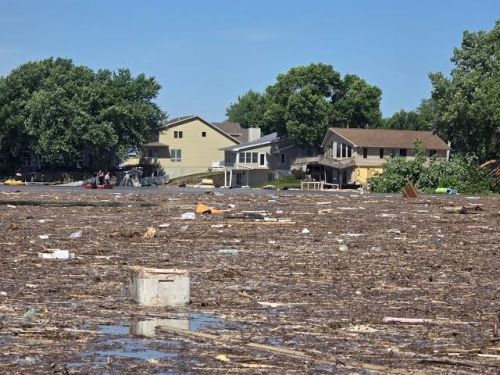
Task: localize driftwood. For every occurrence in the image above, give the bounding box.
[0,199,158,207]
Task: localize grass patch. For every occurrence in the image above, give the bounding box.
[257,175,302,189]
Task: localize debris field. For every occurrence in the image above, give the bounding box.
[0,189,499,374]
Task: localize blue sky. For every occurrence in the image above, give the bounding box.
[1,0,498,121]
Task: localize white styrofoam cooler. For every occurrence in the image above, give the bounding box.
[129,267,190,307]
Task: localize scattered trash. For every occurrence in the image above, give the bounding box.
[261,185,277,190]
[301,228,310,234]
[402,182,419,198]
[196,203,221,214]
[355,290,362,295]
[345,324,377,333]
[341,233,363,237]
[215,354,230,362]
[8,223,19,230]
[69,230,83,239]
[158,223,170,228]
[39,234,49,240]
[387,229,401,235]
[383,317,436,324]
[181,212,196,220]
[180,225,189,232]
[38,249,75,260]
[142,227,157,239]
[338,245,349,252]
[370,246,383,252]
[218,248,238,255]
[0,291,7,296]
[379,213,397,218]
[7,204,16,209]
[211,224,224,228]
[435,187,459,195]
[23,307,37,320]
[432,235,444,248]
[443,205,484,214]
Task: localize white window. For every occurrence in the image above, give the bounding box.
[174,131,183,139]
[252,152,258,163]
[239,153,244,163]
[170,149,182,162]
[259,153,266,166]
[245,152,251,163]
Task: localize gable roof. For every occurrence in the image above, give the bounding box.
[221,132,279,152]
[324,128,450,150]
[212,122,249,143]
[160,115,241,144]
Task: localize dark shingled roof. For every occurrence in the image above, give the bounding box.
[328,128,450,150]
[212,122,248,143]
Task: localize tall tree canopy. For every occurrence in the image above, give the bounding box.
[382,99,435,130]
[429,20,500,161]
[225,90,267,130]
[0,58,165,172]
[226,63,382,148]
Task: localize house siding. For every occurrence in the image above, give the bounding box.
[323,131,448,185]
[225,138,306,187]
[157,119,238,179]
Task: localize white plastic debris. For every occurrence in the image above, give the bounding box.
[7,205,16,209]
[158,223,170,228]
[181,212,196,220]
[38,249,75,260]
[387,228,401,234]
[38,234,49,240]
[379,213,397,218]
[69,230,82,239]
[338,245,349,252]
[301,228,310,234]
[218,248,238,255]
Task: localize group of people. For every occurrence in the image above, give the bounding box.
[90,170,111,187]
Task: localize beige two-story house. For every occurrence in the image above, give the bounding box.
[139,116,261,179]
[294,127,450,186]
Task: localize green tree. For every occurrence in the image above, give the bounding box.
[227,63,382,148]
[429,20,500,161]
[331,74,382,128]
[225,90,267,130]
[285,85,332,148]
[0,58,165,172]
[264,63,341,138]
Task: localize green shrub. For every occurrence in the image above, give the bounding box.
[369,154,495,194]
[291,168,307,180]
